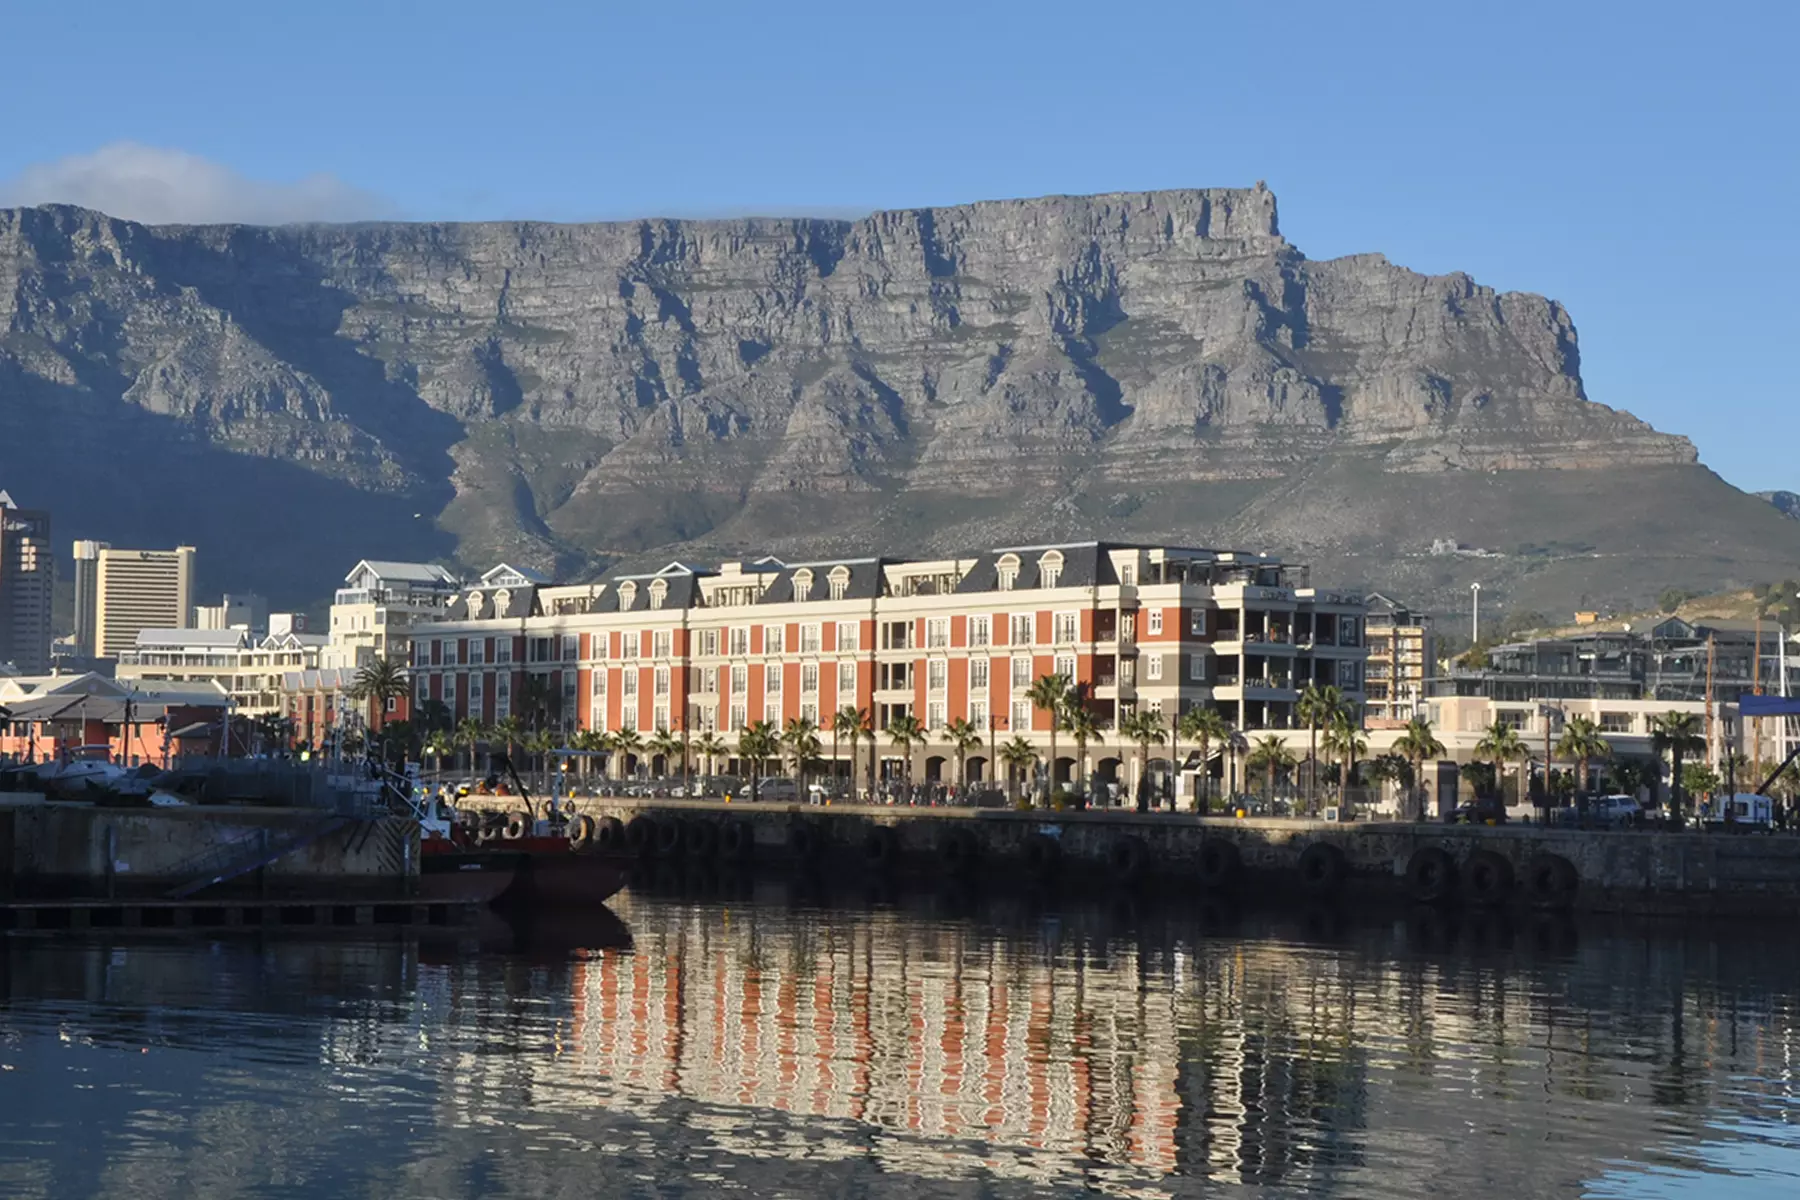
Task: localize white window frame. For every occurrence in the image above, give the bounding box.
[970,658,989,691]
[927,658,948,692]
[765,665,783,695]
[801,663,819,694]
[1053,611,1078,645]
[837,660,857,695]
[1145,654,1163,681]
[1010,614,1034,646]
[1010,656,1032,688]
[968,615,990,648]
[1054,653,1076,681]
[654,665,670,696]
[764,624,785,655]
[926,617,950,649]
[653,629,672,659]
[1148,609,1163,636]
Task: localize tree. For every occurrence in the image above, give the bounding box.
[1297,683,1345,816]
[416,698,453,735]
[1322,710,1368,806]
[1119,708,1168,812]
[1365,753,1415,812]
[1472,721,1530,806]
[1059,703,1102,804]
[943,717,983,789]
[648,727,685,782]
[1681,761,1720,801]
[1555,715,1612,797]
[454,717,488,774]
[423,729,455,776]
[516,673,559,734]
[491,716,525,773]
[831,705,864,797]
[351,656,410,732]
[1025,673,1072,797]
[1392,716,1446,820]
[782,716,821,797]
[885,713,926,794]
[1178,706,1232,813]
[1658,588,1691,614]
[1245,735,1296,803]
[692,731,728,783]
[609,727,644,782]
[1652,711,1705,827]
[998,736,1038,807]
[736,720,780,802]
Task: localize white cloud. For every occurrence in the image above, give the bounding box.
[0,142,392,226]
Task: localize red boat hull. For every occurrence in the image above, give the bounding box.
[422,836,627,908]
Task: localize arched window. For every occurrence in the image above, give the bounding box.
[649,580,668,610]
[1038,550,1064,589]
[492,588,512,617]
[466,591,486,618]
[618,582,638,610]
[793,569,814,603]
[996,554,1020,592]
[828,566,850,601]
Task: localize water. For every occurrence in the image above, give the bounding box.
[2,890,1799,1198]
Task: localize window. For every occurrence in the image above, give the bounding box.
[1120,659,1136,685]
[729,703,747,731]
[1121,565,1135,586]
[1340,617,1361,647]
[649,580,667,610]
[416,678,430,706]
[837,660,857,694]
[968,615,990,648]
[997,554,1020,591]
[801,624,821,653]
[620,634,638,661]
[1599,711,1633,733]
[563,635,579,661]
[1039,551,1063,589]
[1190,655,1205,682]
[698,628,719,657]
[497,638,513,664]
[590,695,605,732]
[618,582,637,610]
[1147,697,1163,715]
[1148,610,1163,636]
[927,618,949,648]
[1054,653,1076,681]
[654,665,670,695]
[621,670,638,697]
[442,641,458,666]
[729,627,749,656]
[468,639,484,665]
[1190,609,1206,636]
[1010,614,1034,646]
[385,695,398,713]
[927,700,946,729]
[1145,654,1163,681]
[765,666,783,695]
[1338,659,1362,690]
[835,621,859,651]
[653,704,670,730]
[801,663,819,694]
[970,658,989,690]
[1053,612,1078,645]
[1011,657,1032,687]
[764,625,784,655]
[469,675,484,705]
[1011,699,1032,730]
[653,630,672,659]
[413,642,428,667]
[801,701,818,724]
[829,567,850,601]
[764,699,782,723]
[731,665,747,693]
[970,698,988,727]
[928,659,947,691]
[793,570,813,603]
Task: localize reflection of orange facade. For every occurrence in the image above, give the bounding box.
[560,911,1186,1176]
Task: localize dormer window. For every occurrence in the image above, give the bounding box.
[493,588,512,617]
[649,580,667,610]
[996,554,1020,592]
[466,591,485,618]
[618,582,638,610]
[829,566,850,601]
[1039,551,1064,589]
[793,569,813,603]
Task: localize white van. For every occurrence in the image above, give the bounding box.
[1715,793,1774,828]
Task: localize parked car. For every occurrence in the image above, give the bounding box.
[1446,798,1507,825]
[752,778,800,802]
[1592,794,1642,826]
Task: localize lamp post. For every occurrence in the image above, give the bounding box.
[1470,582,1482,645]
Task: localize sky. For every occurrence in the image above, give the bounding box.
[1,0,1793,492]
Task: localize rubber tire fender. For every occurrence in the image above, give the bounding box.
[568,813,597,851]
[1024,832,1062,878]
[864,825,899,870]
[503,812,529,841]
[1524,852,1579,909]
[1196,839,1242,891]
[788,820,820,861]
[719,819,753,860]
[1109,836,1148,883]
[654,818,686,858]
[1463,849,1514,906]
[624,815,658,857]
[594,815,626,853]
[940,827,981,873]
[1405,846,1458,904]
[684,819,718,858]
[1297,842,1348,897]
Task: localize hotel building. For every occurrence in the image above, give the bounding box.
[0,491,53,674]
[406,542,1367,788]
[93,545,197,659]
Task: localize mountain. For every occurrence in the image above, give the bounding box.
[1759,491,1800,519]
[2,188,1796,619]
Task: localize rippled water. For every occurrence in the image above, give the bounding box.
[2,889,1799,1198]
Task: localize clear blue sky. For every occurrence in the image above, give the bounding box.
[2,0,1793,492]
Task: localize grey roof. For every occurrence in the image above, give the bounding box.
[444,583,540,621]
[955,543,1111,594]
[758,559,884,604]
[347,560,461,586]
[281,669,357,691]
[134,628,252,649]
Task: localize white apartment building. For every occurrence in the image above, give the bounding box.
[323,559,464,671]
[117,626,326,717]
[94,546,196,659]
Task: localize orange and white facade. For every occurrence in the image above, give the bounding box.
[406,543,1367,784]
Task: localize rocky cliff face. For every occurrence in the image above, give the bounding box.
[1,187,1777,613]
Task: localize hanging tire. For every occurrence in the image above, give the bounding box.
[684,819,718,858]
[594,816,626,853]
[1297,842,1347,897]
[1462,849,1514,906]
[655,818,686,858]
[1108,836,1148,884]
[788,820,820,862]
[568,814,597,851]
[719,819,753,861]
[1196,839,1242,891]
[624,815,658,857]
[864,825,898,871]
[1405,846,1457,904]
[1524,852,1579,909]
[940,826,981,874]
[503,812,529,841]
[1024,832,1062,878]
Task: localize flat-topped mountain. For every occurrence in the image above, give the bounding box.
[1,187,1793,616]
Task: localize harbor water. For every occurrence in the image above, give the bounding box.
[2,887,1798,1197]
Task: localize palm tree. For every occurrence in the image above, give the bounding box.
[1245,735,1297,804]
[737,719,780,802]
[1652,711,1705,827]
[885,713,926,794]
[609,727,644,781]
[1392,716,1446,820]
[943,717,984,790]
[1473,720,1530,808]
[491,715,525,773]
[1322,709,1368,803]
[1120,708,1169,812]
[831,705,864,798]
[1179,707,1232,813]
[1364,752,1415,813]
[998,736,1038,807]
[1059,703,1102,804]
[351,656,410,732]
[423,729,454,777]
[1555,715,1612,799]
[782,716,821,797]
[1025,672,1072,796]
[516,673,558,734]
[453,716,487,774]
[648,727,685,782]
[415,698,453,736]
[1296,683,1344,816]
[692,731,728,786]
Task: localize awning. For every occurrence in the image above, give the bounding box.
[1740,695,1800,718]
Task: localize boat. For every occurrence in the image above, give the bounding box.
[414,769,627,909]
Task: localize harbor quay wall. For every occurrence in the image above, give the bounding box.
[462,795,1800,916]
[0,798,418,900]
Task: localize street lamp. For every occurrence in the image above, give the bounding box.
[1470,582,1482,644]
